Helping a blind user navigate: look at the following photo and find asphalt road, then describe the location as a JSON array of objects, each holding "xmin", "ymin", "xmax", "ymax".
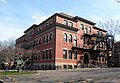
[{"xmin": 1, "ymin": 68, "xmax": 120, "ymax": 83}]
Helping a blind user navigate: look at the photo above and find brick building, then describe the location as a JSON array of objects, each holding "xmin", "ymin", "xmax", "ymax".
[{"xmin": 16, "ymin": 12, "xmax": 108, "ymax": 70}]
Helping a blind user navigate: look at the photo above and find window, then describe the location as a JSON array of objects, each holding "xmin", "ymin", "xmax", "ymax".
[
  {"xmin": 102, "ymin": 57, "xmax": 105, "ymax": 62},
  {"xmin": 35, "ymin": 39, "xmax": 38, "ymax": 46},
  {"xmin": 46, "ymin": 50, "xmax": 48, "ymax": 59},
  {"xmin": 100, "ymin": 32, "xmax": 103, "ymax": 36},
  {"xmin": 37, "ymin": 28, "xmax": 39, "ymax": 32},
  {"xmin": 43, "ymin": 35, "xmax": 46, "ymax": 43},
  {"xmin": 74, "ymin": 36, "xmax": 77, "ymax": 46},
  {"xmin": 39, "ymin": 27, "xmax": 42, "ymax": 31},
  {"xmin": 63, "ymin": 20, "xmax": 68, "ymax": 25},
  {"xmin": 99, "ymin": 42, "xmax": 103, "ymax": 48},
  {"xmin": 46, "ymin": 23, "xmax": 49, "ymax": 27},
  {"xmin": 39, "ymin": 37, "xmax": 41, "ymax": 45},
  {"xmin": 80, "ymin": 24, "xmax": 84, "ymax": 30},
  {"xmin": 43, "ymin": 51, "xmax": 45, "ymax": 59},
  {"xmin": 84, "ymin": 26, "xmax": 88, "ymax": 34},
  {"xmin": 46, "ymin": 35, "xmax": 49, "ymax": 43},
  {"xmin": 63, "ymin": 33, "xmax": 67, "ymax": 42},
  {"xmin": 49, "ymin": 21, "xmax": 52, "ymax": 25},
  {"xmin": 74, "ymin": 51, "xmax": 77, "ymax": 60},
  {"xmin": 69, "ymin": 50, "xmax": 72, "ymax": 59},
  {"xmin": 97, "ymin": 31, "xmax": 100, "ymax": 35},
  {"xmin": 88, "ymin": 27, "xmax": 91, "ymax": 33},
  {"xmin": 63, "ymin": 50, "xmax": 67, "ymax": 59},
  {"xmin": 87, "ymin": 39, "xmax": 90, "ymax": 46},
  {"xmin": 69, "ymin": 22, "xmax": 73, "ymax": 27},
  {"xmin": 69, "ymin": 34, "xmax": 72, "ymax": 43},
  {"xmin": 49, "ymin": 49, "xmax": 52, "ymax": 59},
  {"xmin": 49, "ymin": 32, "xmax": 53, "ymax": 42}
]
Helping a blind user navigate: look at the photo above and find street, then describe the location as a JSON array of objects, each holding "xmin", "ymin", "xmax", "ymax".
[{"xmin": 0, "ymin": 68, "xmax": 120, "ymax": 83}]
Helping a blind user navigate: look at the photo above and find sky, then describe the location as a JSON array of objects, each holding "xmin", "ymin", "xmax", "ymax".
[{"xmin": 0, "ymin": 0, "xmax": 120, "ymax": 41}]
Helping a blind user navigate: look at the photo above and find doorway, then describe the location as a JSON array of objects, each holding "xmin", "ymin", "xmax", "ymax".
[{"xmin": 84, "ymin": 53, "xmax": 89, "ymax": 64}]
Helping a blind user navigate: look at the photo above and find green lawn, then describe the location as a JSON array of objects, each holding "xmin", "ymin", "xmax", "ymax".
[{"xmin": 0, "ymin": 70, "xmax": 35, "ymax": 76}]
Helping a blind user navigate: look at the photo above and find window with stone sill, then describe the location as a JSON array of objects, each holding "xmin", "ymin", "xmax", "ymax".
[
  {"xmin": 46, "ymin": 50, "xmax": 48, "ymax": 59},
  {"xmin": 80, "ymin": 24, "xmax": 84, "ymax": 30},
  {"xmin": 84, "ymin": 27, "xmax": 88, "ymax": 34},
  {"xmin": 43, "ymin": 51, "xmax": 45, "ymax": 59},
  {"xmin": 69, "ymin": 34, "xmax": 72, "ymax": 43},
  {"xmin": 46, "ymin": 34, "xmax": 49, "ymax": 43},
  {"xmin": 74, "ymin": 36, "xmax": 77, "ymax": 46},
  {"xmin": 39, "ymin": 37, "xmax": 42, "ymax": 45},
  {"xmin": 49, "ymin": 49, "xmax": 52, "ymax": 59},
  {"xmin": 63, "ymin": 33, "xmax": 67, "ymax": 42},
  {"xmin": 74, "ymin": 51, "xmax": 77, "ymax": 60},
  {"xmin": 43, "ymin": 35, "xmax": 46, "ymax": 43},
  {"xmin": 69, "ymin": 50, "xmax": 72, "ymax": 59},
  {"xmin": 63, "ymin": 50, "xmax": 67, "ymax": 59},
  {"xmin": 88, "ymin": 27, "xmax": 91, "ymax": 33},
  {"xmin": 49, "ymin": 32, "xmax": 53, "ymax": 42}
]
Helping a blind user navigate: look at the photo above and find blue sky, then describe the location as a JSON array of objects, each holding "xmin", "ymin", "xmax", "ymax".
[{"xmin": 0, "ymin": 0, "xmax": 120, "ymax": 41}]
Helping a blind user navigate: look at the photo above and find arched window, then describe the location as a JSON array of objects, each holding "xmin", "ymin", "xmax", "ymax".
[
  {"xmin": 74, "ymin": 36, "xmax": 77, "ymax": 46},
  {"xmin": 63, "ymin": 33, "xmax": 67, "ymax": 42},
  {"xmin": 43, "ymin": 35, "xmax": 46, "ymax": 43},
  {"xmin": 39, "ymin": 37, "xmax": 42, "ymax": 45},
  {"xmin": 80, "ymin": 24, "xmax": 84, "ymax": 30},
  {"xmin": 88, "ymin": 27, "xmax": 91, "ymax": 33},
  {"xmin": 69, "ymin": 34, "xmax": 72, "ymax": 43},
  {"xmin": 46, "ymin": 34, "xmax": 49, "ymax": 43},
  {"xmin": 49, "ymin": 32, "xmax": 53, "ymax": 42},
  {"xmin": 84, "ymin": 26, "xmax": 88, "ymax": 34}
]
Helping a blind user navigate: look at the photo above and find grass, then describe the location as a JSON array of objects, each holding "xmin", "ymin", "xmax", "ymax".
[{"xmin": 0, "ymin": 70, "xmax": 35, "ymax": 76}]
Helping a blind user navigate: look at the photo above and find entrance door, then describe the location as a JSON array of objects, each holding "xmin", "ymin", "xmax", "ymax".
[{"xmin": 84, "ymin": 53, "xmax": 89, "ymax": 64}]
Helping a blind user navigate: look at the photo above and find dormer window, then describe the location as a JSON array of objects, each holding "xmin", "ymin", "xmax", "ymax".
[{"xmin": 63, "ymin": 20, "xmax": 68, "ymax": 25}]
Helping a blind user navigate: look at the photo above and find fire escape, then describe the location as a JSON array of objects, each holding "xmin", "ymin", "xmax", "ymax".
[{"xmin": 72, "ymin": 32, "xmax": 114, "ymax": 68}]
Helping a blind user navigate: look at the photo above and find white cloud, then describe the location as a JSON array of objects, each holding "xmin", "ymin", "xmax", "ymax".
[
  {"xmin": 0, "ymin": 0, "xmax": 7, "ymax": 3},
  {"xmin": 32, "ymin": 14, "xmax": 49, "ymax": 24}
]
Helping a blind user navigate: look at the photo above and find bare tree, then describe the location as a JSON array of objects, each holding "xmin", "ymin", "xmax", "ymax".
[
  {"xmin": 115, "ymin": 0, "xmax": 120, "ymax": 3},
  {"xmin": 98, "ymin": 19, "xmax": 120, "ymax": 41}
]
